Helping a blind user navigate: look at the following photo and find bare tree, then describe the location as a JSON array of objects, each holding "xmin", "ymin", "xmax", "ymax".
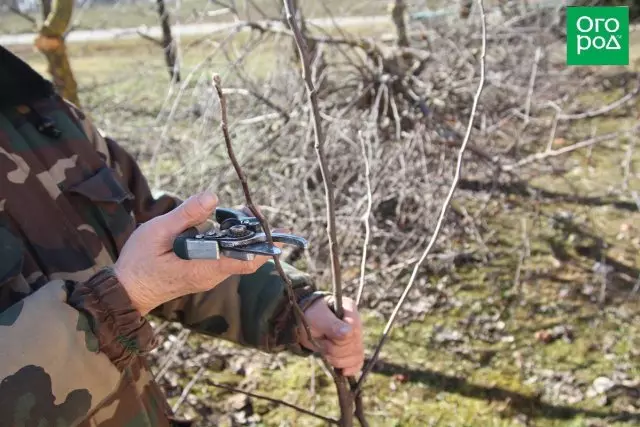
[
  {"xmin": 35, "ymin": 0, "xmax": 81, "ymax": 106},
  {"xmin": 137, "ymin": 0, "xmax": 181, "ymax": 82}
]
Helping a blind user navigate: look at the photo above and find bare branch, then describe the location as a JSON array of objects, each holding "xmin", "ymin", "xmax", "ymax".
[
  {"xmin": 622, "ymin": 136, "xmax": 637, "ymax": 192},
  {"xmin": 208, "ymin": 380, "xmax": 339, "ymax": 424},
  {"xmin": 171, "ymin": 365, "xmax": 206, "ymax": 413},
  {"xmin": 10, "ymin": 6, "xmax": 36, "ymax": 25},
  {"xmin": 557, "ymin": 80, "xmax": 640, "ymax": 121},
  {"xmin": 284, "ymin": 0, "xmax": 356, "ymax": 424},
  {"xmin": 503, "ymin": 124, "xmax": 640, "ymax": 171},
  {"xmin": 356, "ymin": 131, "xmax": 373, "ymax": 307},
  {"xmin": 356, "ymin": 0, "xmax": 488, "ymax": 393},
  {"xmin": 284, "ymin": 0, "xmax": 343, "ymax": 318},
  {"xmin": 211, "ymin": 75, "xmax": 324, "ymax": 365},
  {"xmin": 137, "ymin": 30, "xmax": 163, "ymax": 46}
]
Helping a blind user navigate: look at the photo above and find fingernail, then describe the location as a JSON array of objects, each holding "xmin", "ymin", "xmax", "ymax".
[
  {"xmin": 337, "ymin": 324, "xmax": 352, "ymax": 337},
  {"xmin": 198, "ymin": 192, "xmax": 218, "ymax": 210}
]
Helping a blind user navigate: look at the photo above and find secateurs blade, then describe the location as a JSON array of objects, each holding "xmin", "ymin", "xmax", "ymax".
[{"xmin": 172, "ymin": 207, "xmax": 308, "ymax": 261}]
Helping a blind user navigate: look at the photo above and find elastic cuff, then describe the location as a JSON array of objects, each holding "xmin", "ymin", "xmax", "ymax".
[
  {"xmin": 297, "ymin": 290, "xmax": 332, "ymax": 312},
  {"xmin": 67, "ymin": 267, "xmax": 157, "ymax": 371},
  {"xmin": 286, "ymin": 291, "xmax": 334, "ymax": 357}
]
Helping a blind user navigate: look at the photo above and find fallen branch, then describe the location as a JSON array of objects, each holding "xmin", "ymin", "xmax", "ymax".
[
  {"xmin": 356, "ymin": 0, "xmax": 488, "ymax": 393},
  {"xmin": 209, "ymin": 380, "xmax": 339, "ymax": 424},
  {"xmin": 171, "ymin": 365, "xmax": 206, "ymax": 413},
  {"xmin": 557, "ymin": 80, "xmax": 640, "ymax": 121},
  {"xmin": 503, "ymin": 124, "xmax": 640, "ymax": 171}
]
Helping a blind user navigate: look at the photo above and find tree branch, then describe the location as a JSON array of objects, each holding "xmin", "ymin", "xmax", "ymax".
[
  {"xmin": 10, "ymin": 6, "xmax": 36, "ymax": 25},
  {"xmin": 283, "ymin": 0, "xmax": 355, "ymax": 425},
  {"xmin": 557, "ymin": 80, "xmax": 640, "ymax": 121},
  {"xmin": 209, "ymin": 380, "xmax": 339, "ymax": 424},
  {"xmin": 137, "ymin": 29, "xmax": 163, "ymax": 46},
  {"xmin": 355, "ymin": 0, "xmax": 488, "ymax": 393},
  {"xmin": 283, "ymin": 0, "xmax": 343, "ymax": 319},
  {"xmin": 211, "ymin": 74, "xmax": 325, "ymax": 365},
  {"xmin": 356, "ymin": 130, "xmax": 373, "ymax": 307},
  {"xmin": 503, "ymin": 124, "xmax": 640, "ymax": 171}
]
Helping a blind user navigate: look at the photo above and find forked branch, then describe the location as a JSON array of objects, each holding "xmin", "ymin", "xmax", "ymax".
[
  {"xmin": 209, "ymin": 379, "xmax": 339, "ymax": 424},
  {"xmin": 211, "ymin": 74, "xmax": 334, "ymax": 381},
  {"xmin": 356, "ymin": 0, "xmax": 488, "ymax": 392}
]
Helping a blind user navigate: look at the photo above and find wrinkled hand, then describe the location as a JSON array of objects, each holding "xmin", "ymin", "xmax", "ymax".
[
  {"xmin": 114, "ymin": 191, "xmax": 272, "ymax": 316},
  {"xmin": 298, "ymin": 297, "xmax": 364, "ymax": 376}
]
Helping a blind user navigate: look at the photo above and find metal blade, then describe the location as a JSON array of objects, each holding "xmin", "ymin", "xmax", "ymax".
[
  {"xmin": 232, "ymin": 242, "xmax": 283, "ymax": 256},
  {"xmin": 271, "ymin": 233, "xmax": 309, "ymax": 249}
]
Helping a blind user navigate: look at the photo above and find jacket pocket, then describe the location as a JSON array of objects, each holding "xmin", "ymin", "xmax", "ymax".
[{"xmin": 64, "ymin": 166, "xmax": 136, "ymax": 257}]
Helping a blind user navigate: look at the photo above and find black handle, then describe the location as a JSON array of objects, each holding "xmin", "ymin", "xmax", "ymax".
[
  {"xmin": 216, "ymin": 207, "xmax": 261, "ymax": 230},
  {"xmin": 216, "ymin": 207, "xmax": 250, "ymax": 222}
]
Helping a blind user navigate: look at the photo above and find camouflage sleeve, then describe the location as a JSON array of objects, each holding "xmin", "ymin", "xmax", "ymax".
[
  {"xmin": 150, "ymin": 261, "xmax": 326, "ymax": 354},
  {"xmin": 0, "ymin": 268, "xmax": 157, "ymax": 425},
  {"xmin": 82, "ymin": 113, "xmax": 324, "ymax": 354}
]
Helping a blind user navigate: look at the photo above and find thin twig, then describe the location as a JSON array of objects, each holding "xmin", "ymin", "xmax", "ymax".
[
  {"xmin": 545, "ymin": 107, "xmax": 560, "ymax": 152},
  {"xmin": 154, "ymin": 329, "xmax": 191, "ymax": 381},
  {"xmin": 356, "ymin": 131, "xmax": 373, "ymax": 307},
  {"xmin": 10, "ymin": 6, "xmax": 36, "ymax": 25},
  {"xmin": 171, "ymin": 365, "xmax": 206, "ymax": 413},
  {"xmin": 628, "ymin": 274, "xmax": 640, "ymax": 300},
  {"xmin": 622, "ymin": 136, "xmax": 636, "ymax": 192},
  {"xmin": 209, "ymin": 380, "xmax": 339, "ymax": 424},
  {"xmin": 211, "ymin": 74, "xmax": 330, "ymax": 376},
  {"xmin": 137, "ymin": 30, "xmax": 163, "ymax": 46},
  {"xmin": 523, "ymin": 47, "xmax": 541, "ymax": 122},
  {"xmin": 284, "ymin": 0, "xmax": 344, "ymax": 318},
  {"xmin": 557, "ymin": 81, "xmax": 640, "ymax": 121},
  {"xmin": 356, "ymin": 0, "xmax": 488, "ymax": 393},
  {"xmin": 503, "ymin": 124, "xmax": 640, "ymax": 171}
]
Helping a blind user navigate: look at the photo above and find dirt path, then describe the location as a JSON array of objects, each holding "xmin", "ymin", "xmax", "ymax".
[{"xmin": 0, "ymin": 15, "xmax": 389, "ymax": 46}]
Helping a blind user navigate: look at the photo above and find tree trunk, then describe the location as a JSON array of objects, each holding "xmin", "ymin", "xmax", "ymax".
[
  {"xmin": 35, "ymin": 0, "xmax": 80, "ymax": 107},
  {"xmin": 41, "ymin": 0, "xmax": 51, "ymax": 19},
  {"xmin": 391, "ymin": 0, "xmax": 409, "ymax": 47},
  {"xmin": 156, "ymin": 0, "xmax": 180, "ymax": 82},
  {"xmin": 459, "ymin": 0, "xmax": 472, "ymax": 19}
]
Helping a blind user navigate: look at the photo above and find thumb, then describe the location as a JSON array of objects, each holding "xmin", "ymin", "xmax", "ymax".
[
  {"xmin": 307, "ymin": 301, "xmax": 353, "ymax": 340},
  {"xmin": 155, "ymin": 191, "xmax": 219, "ymax": 239}
]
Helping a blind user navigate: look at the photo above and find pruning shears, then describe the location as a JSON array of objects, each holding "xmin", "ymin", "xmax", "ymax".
[{"xmin": 172, "ymin": 207, "xmax": 308, "ymax": 261}]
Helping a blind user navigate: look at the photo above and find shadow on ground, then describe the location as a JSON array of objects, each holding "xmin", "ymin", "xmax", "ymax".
[{"xmin": 367, "ymin": 358, "xmax": 639, "ymax": 424}]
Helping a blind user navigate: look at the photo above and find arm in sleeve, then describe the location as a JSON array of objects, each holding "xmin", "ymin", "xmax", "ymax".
[
  {"xmin": 0, "ymin": 268, "xmax": 157, "ymax": 425},
  {"xmin": 81, "ymin": 113, "xmax": 327, "ymax": 355}
]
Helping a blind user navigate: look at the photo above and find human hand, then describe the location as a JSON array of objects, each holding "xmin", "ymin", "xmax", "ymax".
[
  {"xmin": 298, "ymin": 296, "xmax": 364, "ymax": 376},
  {"xmin": 113, "ymin": 191, "xmax": 272, "ymax": 316}
]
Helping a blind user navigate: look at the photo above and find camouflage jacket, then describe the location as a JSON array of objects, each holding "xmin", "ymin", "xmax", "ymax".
[{"xmin": 0, "ymin": 46, "xmax": 322, "ymax": 426}]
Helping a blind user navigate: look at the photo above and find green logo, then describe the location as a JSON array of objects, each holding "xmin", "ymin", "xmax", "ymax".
[{"xmin": 566, "ymin": 7, "xmax": 629, "ymax": 66}]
